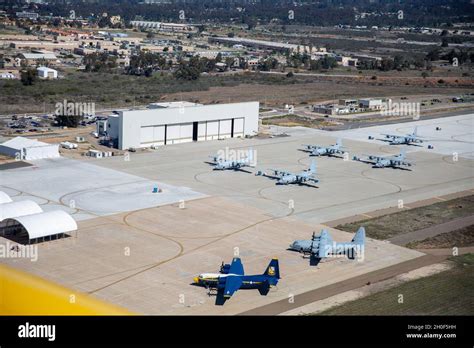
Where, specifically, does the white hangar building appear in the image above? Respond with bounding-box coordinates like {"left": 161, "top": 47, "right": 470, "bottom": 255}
{"left": 0, "top": 137, "right": 60, "bottom": 161}
{"left": 0, "top": 191, "right": 77, "bottom": 244}
{"left": 107, "top": 101, "right": 259, "bottom": 150}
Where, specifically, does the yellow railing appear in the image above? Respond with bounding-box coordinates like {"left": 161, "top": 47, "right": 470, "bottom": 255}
{"left": 0, "top": 263, "right": 132, "bottom": 315}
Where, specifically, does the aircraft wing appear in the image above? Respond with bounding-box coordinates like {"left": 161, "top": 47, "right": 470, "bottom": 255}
{"left": 381, "top": 133, "right": 398, "bottom": 139}
{"left": 393, "top": 160, "right": 413, "bottom": 167}
{"left": 222, "top": 276, "right": 243, "bottom": 298}
{"left": 317, "top": 230, "right": 333, "bottom": 258}
{"left": 207, "top": 155, "right": 223, "bottom": 165}
{"left": 228, "top": 257, "right": 244, "bottom": 275}
{"left": 268, "top": 169, "right": 292, "bottom": 178}
{"left": 363, "top": 154, "right": 385, "bottom": 162}
{"left": 302, "top": 144, "right": 318, "bottom": 150}
{"left": 305, "top": 176, "right": 319, "bottom": 184}
{"left": 354, "top": 154, "right": 379, "bottom": 164}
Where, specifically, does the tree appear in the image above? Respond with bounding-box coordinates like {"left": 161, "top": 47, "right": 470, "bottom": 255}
{"left": 83, "top": 52, "right": 117, "bottom": 72}
{"left": 258, "top": 58, "right": 278, "bottom": 71}
{"left": 380, "top": 57, "right": 395, "bottom": 71}
{"left": 173, "top": 62, "right": 200, "bottom": 80}
{"left": 55, "top": 115, "right": 82, "bottom": 128}
{"left": 426, "top": 48, "right": 441, "bottom": 61}
{"left": 20, "top": 68, "right": 37, "bottom": 86}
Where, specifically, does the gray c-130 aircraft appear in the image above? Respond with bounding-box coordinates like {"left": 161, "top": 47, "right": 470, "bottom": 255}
{"left": 353, "top": 149, "right": 413, "bottom": 169}
{"left": 381, "top": 126, "right": 423, "bottom": 145}
{"left": 301, "top": 138, "right": 346, "bottom": 157}
{"left": 289, "top": 227, "right": 366, "bottom": 264}
{"left": 264, "top": 159, "right": 319, "bottom": 186}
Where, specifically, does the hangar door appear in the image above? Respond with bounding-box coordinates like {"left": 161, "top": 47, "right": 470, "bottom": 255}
{"left": 197, "top": 122, "right": 206, "bottom": 141}
{"left": 219, "top": 119, "right": 232, "bottom": 139}
{"left": 232, "top": 118, "right": 244, "bottom": 138}
{"left": 140, "top": 125, "right": 165, "bottom": 147}
{"left": 165, "top": 123, "right": 193, "bottom": 145}
{"left": 206, "top": 121, "right": 219, "bottom": 141}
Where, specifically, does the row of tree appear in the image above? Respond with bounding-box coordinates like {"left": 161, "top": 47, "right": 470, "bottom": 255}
{"left": 17, "top": 0, "right": 472, "bottom": 28}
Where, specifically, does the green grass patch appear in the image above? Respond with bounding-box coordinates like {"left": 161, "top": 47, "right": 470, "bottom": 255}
{"left": 336, "top": 195, "right": 474, "bottom": 240}
{"left": 317, "top": 253, "right": 474, "bottom": 315}
{"left": 407, "top": 225, "right": 474, "bottom": 249}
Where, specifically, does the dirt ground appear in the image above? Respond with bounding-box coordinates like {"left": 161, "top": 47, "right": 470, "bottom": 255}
{"left": 407, "top": 225, "right": 474, "bottom": 249}
{"left": 164, "top": 81, "right": 473, "bottom": 108}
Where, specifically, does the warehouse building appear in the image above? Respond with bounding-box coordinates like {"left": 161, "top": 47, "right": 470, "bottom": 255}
{"left": 107, "top": 101, "right": 259, "bottom": 150}
{"left": 0, "top": 137, "right": 60, "bottom": 161}
{"left": 0, "top": 191, "right": 77, "bottom": 244}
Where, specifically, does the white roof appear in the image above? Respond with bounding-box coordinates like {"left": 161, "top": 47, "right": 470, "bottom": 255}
{"left": 0, "top": 191, "right": 13, "bottom": 204}
{"left": 214, "top": 36, "right": 299, "bottom": 49}
{"left": 147, "top": 101, "right": 202, "bottom": 109}
{"left": 37, "top": 66, "right": 58, "bottom": 73}
{"left": 0, "top": 136, "right": 53, "bottom": 150}
{"left": 5, "top": 210, "right": 77, "bottom": 240}
{"left": 21, "top": 53, "right": 57, "bottom": 60}
{"left": 0, "top": 200, "right": 43, "bottom": 221}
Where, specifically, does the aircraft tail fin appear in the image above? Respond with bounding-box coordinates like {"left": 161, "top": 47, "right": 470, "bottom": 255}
{"left": 336, "top": 138, "right": 343, "bottom": 147}
{"left": 412, "top": 126, "right": 418, "bottom": 136}
{"left": 247, "top": 148, "right": 255, "bottom": 165}
{"left": 309, "top": 159, "right": 316, "bottom": 174}
{"left": 263, "top": 258, "right": 280, "bottom": 281}
{"left": 352, "top": 227, "right": 366, "bottom": 245}
{"left": 399, "top": 148, "right": 406, "bottom": 159}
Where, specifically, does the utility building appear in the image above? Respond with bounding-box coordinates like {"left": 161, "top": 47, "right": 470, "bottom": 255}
{"left": 108, "top": 101, "right": 259, "bottom": 150}
{"left": 0, "top": 137, "right": 60, "bottom": 161}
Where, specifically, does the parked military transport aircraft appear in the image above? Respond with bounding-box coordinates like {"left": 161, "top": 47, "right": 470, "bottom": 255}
{"left": 207, "top": 148, "right": 255, "bottom": 171}
{"left": 353, "top": 149, "right": 413, "bottom": 169}
{"left": 301, "top": 138, "right": 346, "bottom": 157}
{"left": 193, "top": 257, "right": 280, "bottom": 305}
{"left": 381, "top": 127, "right": 423, "bottom": 145}
{"left": 289, "top": 227, "right": 365, "bottom": 265}
{"left": 263, "top": 160, "right": 319, "bottom": 186}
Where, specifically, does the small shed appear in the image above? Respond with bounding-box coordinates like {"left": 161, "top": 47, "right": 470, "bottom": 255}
{"left": 37, "top": 66, "right": 58, "bottom": 79}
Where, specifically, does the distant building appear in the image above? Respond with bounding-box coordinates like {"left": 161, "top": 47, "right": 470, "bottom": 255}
{"left": 0, "top": 137, "right": 60, "bottom": 161}
{"left": 336, "top": 56, "right": 358, "bottom": 67}
{"left": 0, "top": 71, "right": 17, "bottom": 79}
{"left": 209, "top": 36, "right": 313, "bottom": 54}
{"left": 107, "top": 101, "right": 259, "bottom": 150}
{"left": 130, "top": 21, "right": 194, "bottom": 32}
{"left": 37, "top": 66, "right": 58, "bottom": 79}
{"left": 338, "top": 99, "right": 358, "bottom": 106}
{"left": 16, "top": 12, "right": 39, "bottom": 20}
{"left": 359, "top": 98, "right": 384, "bottom": 110}
{"left": 19, "top": 51, "right": 58, "bottom": 66}
{"left": 313, "top": 104, "right": 353, "bottom": 115}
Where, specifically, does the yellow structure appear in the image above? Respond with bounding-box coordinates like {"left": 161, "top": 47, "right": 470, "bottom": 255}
{"left": 0, "top": 263, "right": 131, "bottom": 315}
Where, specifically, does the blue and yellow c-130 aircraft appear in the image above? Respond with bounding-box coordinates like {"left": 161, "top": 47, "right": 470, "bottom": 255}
{"left": 193, "top": 257, "right": 280, "bottom": 305}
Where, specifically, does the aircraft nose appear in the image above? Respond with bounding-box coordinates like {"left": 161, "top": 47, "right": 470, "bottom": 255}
{"left": 193, "top": 277, "right": 200, "bottom": 284}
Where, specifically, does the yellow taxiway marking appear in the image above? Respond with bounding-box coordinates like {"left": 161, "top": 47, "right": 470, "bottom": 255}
{"left": 360, "top": 213, "right": 373, "bottom": 219}
{"left": 434, "top": 196, "right": 447, "bottom": 202}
